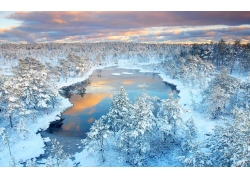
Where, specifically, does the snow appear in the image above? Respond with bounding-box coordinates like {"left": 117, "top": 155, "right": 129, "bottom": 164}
{"left": 121, "top": 72, "right": 133, "bottom": 75}
{"left": 111, "top": 73, "right": 121, "bottom": 76}
{"left": 0, "top": 57, "right": 243, "bottom": 167}
{"left": 43, "top": 137, "right": 51, "bottom": 142}
{"left": 0, "top": 96, "right": 72, "bottom": 166}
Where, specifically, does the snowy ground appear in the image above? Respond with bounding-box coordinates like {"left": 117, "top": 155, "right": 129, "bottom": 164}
{"left": 1, "top": 59, "right": 218, "bottom": 167}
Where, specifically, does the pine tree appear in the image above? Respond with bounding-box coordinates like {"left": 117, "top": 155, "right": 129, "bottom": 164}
{"left": 202, "top": 67, "right": 239, "bottom": 118}
{"left": 178, "top": 141, "right": 212, "bottom": 167}
{"left": 13, "top": 57, "right": 59, "bottom": 113}
{"left": 1, "top": 77, "right": 26, "bottom": 128}
{"left": 45, "top": 139, "right": 72, "bottom": 167}
{"left": 107, "top": 86, "right": 133, "bottom": 135}
{"left": 81, "top": 116, "right": 112, "bottom": 163}
{"left": 181, "top": 117, "right": 198, "bottom": 153}
{"left": 0, "top": 128, "right": 12, "bottom": 157}
{"left": 59, "top": 58, "right": 71, "bottom": 82}
{"left": 157, "top": 93, "right": 184, "bottom": 143}
{"left": 122, "top": 86, "right": 156, "bottom": 166}
{"left": 25, "top": 158, "right": 37, "bottom": 167}
{"left": 16, "top": 118, "right": 29, "bottom": 139}
{"left": 204, "top": 84, "right": 230, "bottom": 119}
{"left": 204, "top": 106, "right": 250, "bottom": 167}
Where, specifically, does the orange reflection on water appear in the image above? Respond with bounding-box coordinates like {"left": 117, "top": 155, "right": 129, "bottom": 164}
{"left": 64, "top": 119, "right": 80, "bottom": 131}
{"left": 87, "top": 117, "right": 94, "bottom": 124}
{"left": 86, "top": 107, "right": 96, "bottom": 115}
{"left": 91, "top": 80, "right": 108, "bottom": 87}
{"left": 64, "top": 93, "right": 111, "bottom": 116}
{"left": 122, "top": 80, "right": 133, "bottom": 85}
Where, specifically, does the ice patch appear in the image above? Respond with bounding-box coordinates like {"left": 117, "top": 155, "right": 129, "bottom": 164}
{"left": 121, "top": 72, "right": 133, "bottom": 75}
{"left": 112, "top": 73, "right": 121, "bottom": 76}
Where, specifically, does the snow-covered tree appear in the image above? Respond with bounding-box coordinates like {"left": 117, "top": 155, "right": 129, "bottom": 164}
{"left": 45, "top": 139, "right": 72, "bottom": 167}
{"left": 120, "top": 87, "right": 156, "bottom": 166}
{"left": 0, "top": 70, "right": 5, "bottom": 119}
{"left": 59, "top": 58, "right": 71, "bottom": 82}
{"left": 9, "top": 155, "right": 19, "bottom": 167}
{"left": 203, "top": 106, "right": 250, "bottom": 167}
{"left": 81, "top": 116, "right": 112, "bottom": 163}
{"left": 25, "top": 158, "right": 37, "bottom": 167}
{"left": 0, "top": 128, "right": 12, "bottom": 156}
{"left": 181, "top": 117, "right": 198, "bottom": 152}
{"left": 204, "top": 84, "right": 230, "bottom": 119}
{"left": 157, "top": 93, "right": 184, "bottom": 143}
{"left": 16, "top": 118, "right": 29, "bottom": 139}
{"left": 13, "top": 57, "right": 59, "bottom": 113}
{"left": 107, "top": 86, "right": 133, "bottom": 135}
{"left": 202, "top": 67, "right": 239, "bottom": 118}
{"left": 1, "top": 77, "right": 26, "bottom": 127}
{"left": 178, "top": 141, "right": 212, "bottom": 167}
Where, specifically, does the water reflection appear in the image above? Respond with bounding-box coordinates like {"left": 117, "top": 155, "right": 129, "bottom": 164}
{"left": 122, "top": 80, "right": 133, "bottom": 85}
{"left": 87, "top": 117, "right": 94, "bottom": 124}
{"left": 42, "top": 67, "right": 178, "bottom": 154}
{"left": 64, "top": 93, "right": 111, "bottom": 116}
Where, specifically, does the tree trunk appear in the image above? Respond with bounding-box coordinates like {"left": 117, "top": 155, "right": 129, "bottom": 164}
{"left": 9, "top": 116, "right": 13, "bottom": 128}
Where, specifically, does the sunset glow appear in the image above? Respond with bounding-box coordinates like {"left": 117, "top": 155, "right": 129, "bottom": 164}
{"left": 64, "top": 93, "right": 111, "bottom": 116}
{"left": 0, "top": 11, "right": 249, "bottom": 44}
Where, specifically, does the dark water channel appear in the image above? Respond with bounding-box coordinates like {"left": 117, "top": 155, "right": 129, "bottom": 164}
{"left": 40, "top": 67, "right": 178, "bottom": 155}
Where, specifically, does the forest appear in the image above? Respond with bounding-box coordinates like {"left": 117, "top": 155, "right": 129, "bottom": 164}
{"left": 0, "top": 40, "right": 250, "bottom": 167}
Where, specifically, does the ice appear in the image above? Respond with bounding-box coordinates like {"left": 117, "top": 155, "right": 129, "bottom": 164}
{"left": 111, "top": 73, "right": 121, "bottom": 76}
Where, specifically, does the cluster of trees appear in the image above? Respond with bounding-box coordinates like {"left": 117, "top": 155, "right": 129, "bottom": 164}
{"left": 188, "top": 39, "right": 250, "bottom": 73}
{"left": 0, "top": 57, "right": 59, "bottom": 131}
{"left": 162, "top": 54, "right": 214, "bottom": 88}
{"left": 81, "top": 85, "right": 250, "bottom": 167}
{"left": 0, "top": 42, "right": 176, "bottom": 65}
{"left": 1, "top": 40, "right": 249, "bottom": 73}
{"left": 181, "top": 105, "right": 250, "bottom": 167}
{"left": 82, "top": 87, "right": 196, "bottom": 166}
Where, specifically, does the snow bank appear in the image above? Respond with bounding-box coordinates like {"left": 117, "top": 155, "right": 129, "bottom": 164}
{"left": 0, "top": 96, "right": 72, "bottom": 166}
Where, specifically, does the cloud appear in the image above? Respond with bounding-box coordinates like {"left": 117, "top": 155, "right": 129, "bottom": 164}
{"left": 1, "top": 11, "right": 250, "bottom": 43}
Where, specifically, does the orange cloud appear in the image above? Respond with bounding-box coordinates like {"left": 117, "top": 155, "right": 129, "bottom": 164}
{"left": 120, "top": 29, "right": 148, "bottom": 36}
{"left": 64, "top": 93, "right": 111, "bottom": 116}
{"left": 0, "top": 26, "right": 17, "bottom": 33}
{"left": 53, "top": 18, "right": 66, "bottom": 24}
{"left": 173, "top": 29, "right": 182, "bottom": 35}
{"left": 205, "top": 31, "right": 216, "bottom": 36}
{"left": 0, "top": 29, "right": 5, "bottom": 33}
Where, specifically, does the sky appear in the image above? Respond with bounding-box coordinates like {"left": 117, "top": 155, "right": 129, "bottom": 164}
{"left": 0, "top": 1, "right": 250, "bottom": 44}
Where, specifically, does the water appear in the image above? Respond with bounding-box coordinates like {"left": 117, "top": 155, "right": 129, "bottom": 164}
{"left": 40, "top": 67, "right": 178, "bottom": 155}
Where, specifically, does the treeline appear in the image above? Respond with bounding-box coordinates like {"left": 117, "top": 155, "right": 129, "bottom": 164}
{"left": 184, "top": 39, "right": 250, "bottom": 73}
{"left": 1, "top": 40, "right": 249, "bottom": 74}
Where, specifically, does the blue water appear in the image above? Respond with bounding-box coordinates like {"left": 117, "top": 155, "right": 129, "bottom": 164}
{"left": 41, "top": 67, "right": 177, "bottom": 154}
